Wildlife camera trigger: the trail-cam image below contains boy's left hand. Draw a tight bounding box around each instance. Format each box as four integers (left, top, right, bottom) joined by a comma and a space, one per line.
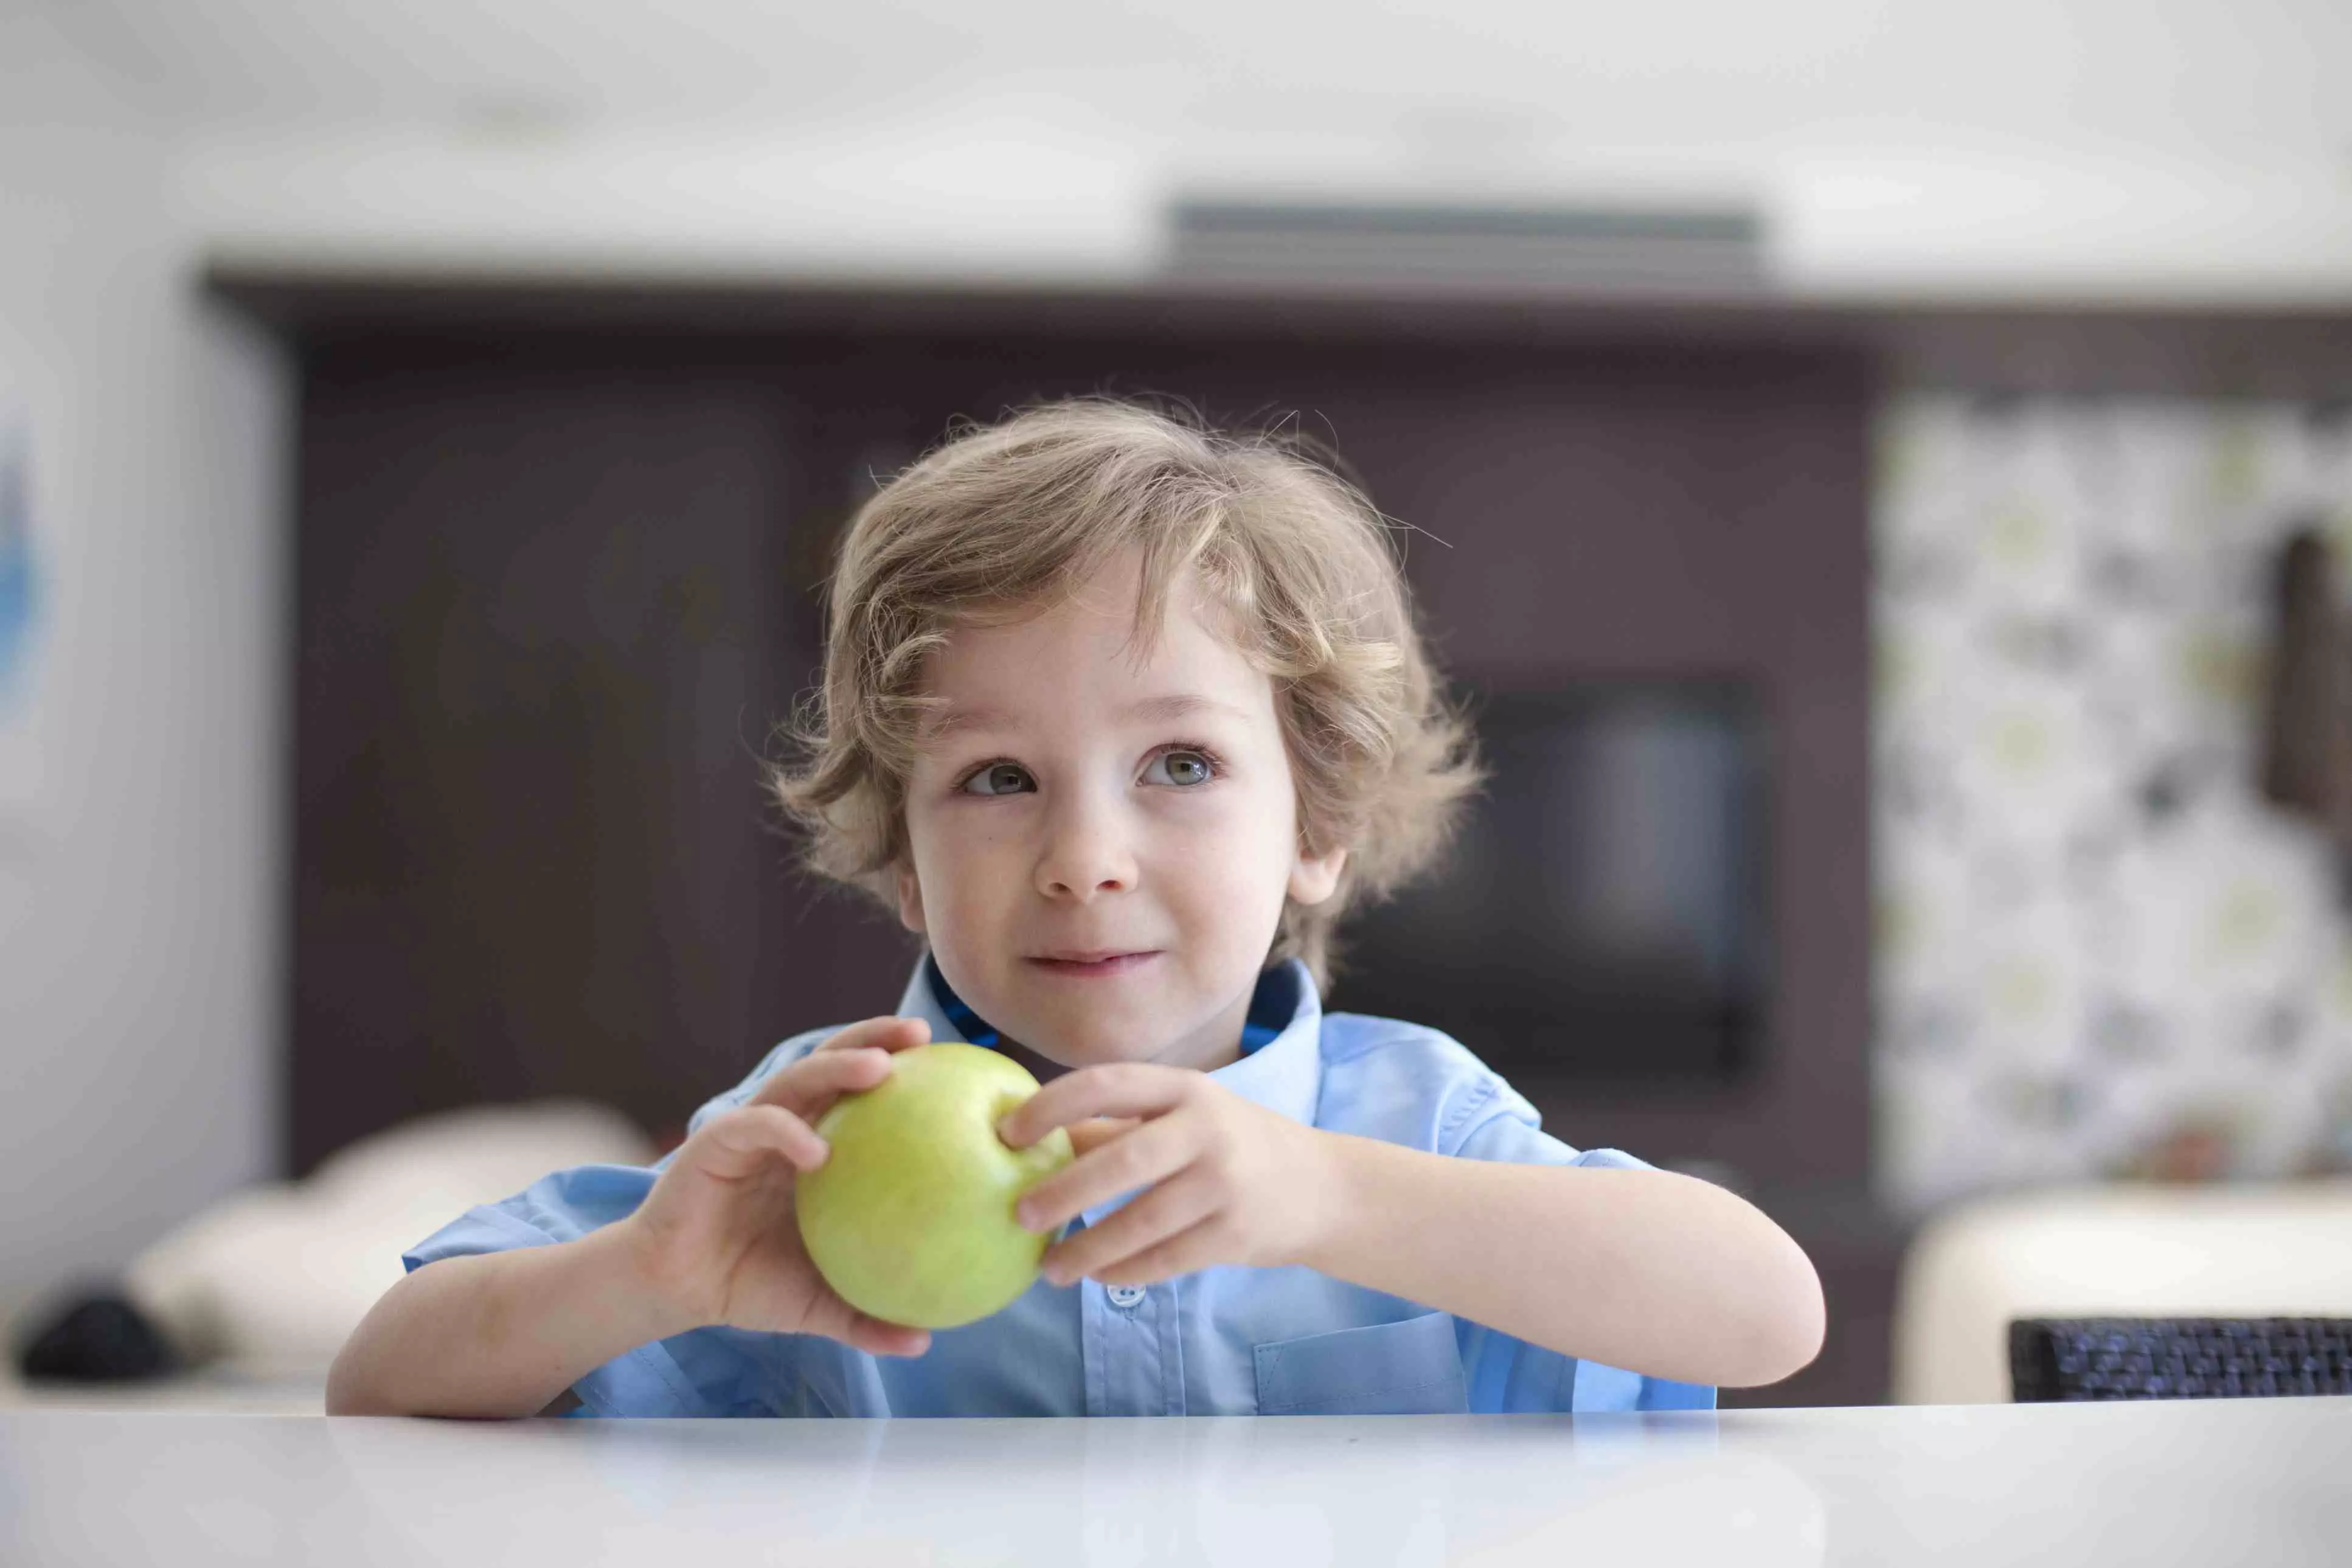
997, 1066, 1336, 1289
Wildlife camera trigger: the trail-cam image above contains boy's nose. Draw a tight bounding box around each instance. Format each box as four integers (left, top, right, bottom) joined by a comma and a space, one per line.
1034, 797, 1137, 902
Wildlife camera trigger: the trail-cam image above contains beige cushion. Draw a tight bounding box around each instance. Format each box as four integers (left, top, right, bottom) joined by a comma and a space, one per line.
122, 1101, 654, 1376
1893, 1180, 2352, 1404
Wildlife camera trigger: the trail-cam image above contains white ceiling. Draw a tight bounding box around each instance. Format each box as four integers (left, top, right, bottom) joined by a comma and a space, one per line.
23, 0, 2352, 296
33, 0, 2352, 167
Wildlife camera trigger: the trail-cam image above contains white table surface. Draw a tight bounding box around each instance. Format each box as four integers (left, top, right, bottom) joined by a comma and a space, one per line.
5, 1400, 2346, 1566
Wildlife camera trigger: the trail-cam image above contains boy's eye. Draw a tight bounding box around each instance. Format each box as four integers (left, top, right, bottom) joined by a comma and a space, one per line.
960, 761, 1035, 797
1142, 749, 1217, 788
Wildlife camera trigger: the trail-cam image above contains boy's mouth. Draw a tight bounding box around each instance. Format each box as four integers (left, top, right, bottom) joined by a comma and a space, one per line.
1024, 949, 1162, 978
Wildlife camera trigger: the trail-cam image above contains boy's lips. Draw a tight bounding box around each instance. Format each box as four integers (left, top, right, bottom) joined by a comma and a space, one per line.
1024, 949, 1162, 977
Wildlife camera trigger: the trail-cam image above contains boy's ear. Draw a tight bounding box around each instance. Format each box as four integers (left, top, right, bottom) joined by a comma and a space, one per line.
1288, 844, 1347, 908
894, 862, 928, 935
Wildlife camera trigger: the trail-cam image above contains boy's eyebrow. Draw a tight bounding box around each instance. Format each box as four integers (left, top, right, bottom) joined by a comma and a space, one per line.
926, 704, 1010, 740
1119, 693, 1251, 726
924, 692, 1247, 740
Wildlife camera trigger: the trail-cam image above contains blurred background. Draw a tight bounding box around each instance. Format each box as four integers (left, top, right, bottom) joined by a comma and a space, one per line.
6, 0, 2352, 1411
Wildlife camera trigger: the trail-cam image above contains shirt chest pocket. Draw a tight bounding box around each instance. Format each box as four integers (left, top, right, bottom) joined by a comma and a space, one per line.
1252, 1312, 1470, 1417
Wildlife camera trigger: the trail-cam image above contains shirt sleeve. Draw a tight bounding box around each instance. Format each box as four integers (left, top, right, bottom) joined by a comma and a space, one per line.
1440, 1074, 1717, 1415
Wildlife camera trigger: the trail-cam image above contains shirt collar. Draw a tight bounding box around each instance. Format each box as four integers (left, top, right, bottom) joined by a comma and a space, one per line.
1206, 959, 1323, 1128
893, 955, 1324, 1128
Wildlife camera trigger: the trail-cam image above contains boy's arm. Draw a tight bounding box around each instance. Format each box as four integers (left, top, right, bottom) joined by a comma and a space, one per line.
1301, 1136, 1824, 1389
1004, 1066, 1825, 1391
327, 1223, 687, 1418
330, 1018, 935, 1418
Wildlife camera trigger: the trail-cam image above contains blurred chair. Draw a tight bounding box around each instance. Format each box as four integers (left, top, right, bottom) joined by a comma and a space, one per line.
1893, 1181, 2352, 1404
123, 1098, 656, 1379
2, 1100, 656, 1415
2009, 1316, 2352, 1400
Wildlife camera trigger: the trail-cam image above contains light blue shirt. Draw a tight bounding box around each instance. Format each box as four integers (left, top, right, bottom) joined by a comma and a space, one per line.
404, 958, 1714, 1418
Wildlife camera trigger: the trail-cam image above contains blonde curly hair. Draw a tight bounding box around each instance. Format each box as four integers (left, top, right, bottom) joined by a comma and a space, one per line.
774, 398, 1479, 990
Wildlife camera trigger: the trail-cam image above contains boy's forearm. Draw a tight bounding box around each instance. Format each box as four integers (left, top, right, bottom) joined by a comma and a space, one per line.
327, 1223, 689, 1418
1298, 1135, 1825, 1389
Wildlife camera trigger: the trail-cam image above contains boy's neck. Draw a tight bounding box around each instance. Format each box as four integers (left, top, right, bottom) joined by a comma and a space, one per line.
994, 1032, 1244, 1083
996, 1038, 1070, 1085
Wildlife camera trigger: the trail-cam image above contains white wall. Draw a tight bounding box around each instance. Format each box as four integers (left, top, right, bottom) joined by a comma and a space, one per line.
0, 10, 290, 1319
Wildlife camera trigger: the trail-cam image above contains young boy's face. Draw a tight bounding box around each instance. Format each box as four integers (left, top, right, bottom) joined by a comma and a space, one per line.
894, 555, 1345, 1072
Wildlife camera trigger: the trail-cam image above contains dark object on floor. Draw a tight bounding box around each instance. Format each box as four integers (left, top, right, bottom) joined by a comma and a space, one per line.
2011, 1317, 2352, 1402
15, 1289, 180, 1382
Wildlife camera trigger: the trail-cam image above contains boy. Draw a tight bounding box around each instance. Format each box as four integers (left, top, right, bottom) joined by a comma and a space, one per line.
328, 401, 1823, 1418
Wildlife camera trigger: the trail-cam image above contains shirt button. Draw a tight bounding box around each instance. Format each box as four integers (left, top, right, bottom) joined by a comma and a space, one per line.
1106, 1285, 1146, 1310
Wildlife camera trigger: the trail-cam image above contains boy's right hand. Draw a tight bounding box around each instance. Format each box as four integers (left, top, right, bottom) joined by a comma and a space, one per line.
617, 1015, 935, 1358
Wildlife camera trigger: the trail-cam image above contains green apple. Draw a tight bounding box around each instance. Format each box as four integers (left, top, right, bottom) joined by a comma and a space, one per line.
797, 1041, 1075, 1330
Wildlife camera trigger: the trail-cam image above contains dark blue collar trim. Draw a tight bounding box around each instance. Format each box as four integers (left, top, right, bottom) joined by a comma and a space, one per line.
1240, 962, 1299, 1055
924, 955, 1000, 1048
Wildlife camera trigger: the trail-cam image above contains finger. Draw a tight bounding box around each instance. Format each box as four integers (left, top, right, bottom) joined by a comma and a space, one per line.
1040, 1167, 1220, 1287
814, 1015, 931, 1055
749, 1045, 895, 1115
842, 1313, 934, 1359
1016, 1114, 1197, 1235
797, 1280, 933, 1358
692, 1104, 828, 1179
1089, 1219, 1231, 1289
1066, 1117, 1142, 1158
998, 1063, 1191, 1150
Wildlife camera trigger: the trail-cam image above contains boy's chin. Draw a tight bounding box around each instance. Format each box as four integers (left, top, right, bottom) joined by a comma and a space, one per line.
956, 962, 1254, 1069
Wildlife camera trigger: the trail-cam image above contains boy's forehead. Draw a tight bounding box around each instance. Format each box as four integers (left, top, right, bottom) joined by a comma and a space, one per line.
920, 600, 1275, 741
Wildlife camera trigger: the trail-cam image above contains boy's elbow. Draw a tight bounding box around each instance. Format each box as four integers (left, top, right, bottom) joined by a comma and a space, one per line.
1722, 1238, 1826, 1389
326, 1344, 394, 1416
1760, 1273, 1828, 1388
327, 1306, 432, 1417
325, 1364, 368, 1417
